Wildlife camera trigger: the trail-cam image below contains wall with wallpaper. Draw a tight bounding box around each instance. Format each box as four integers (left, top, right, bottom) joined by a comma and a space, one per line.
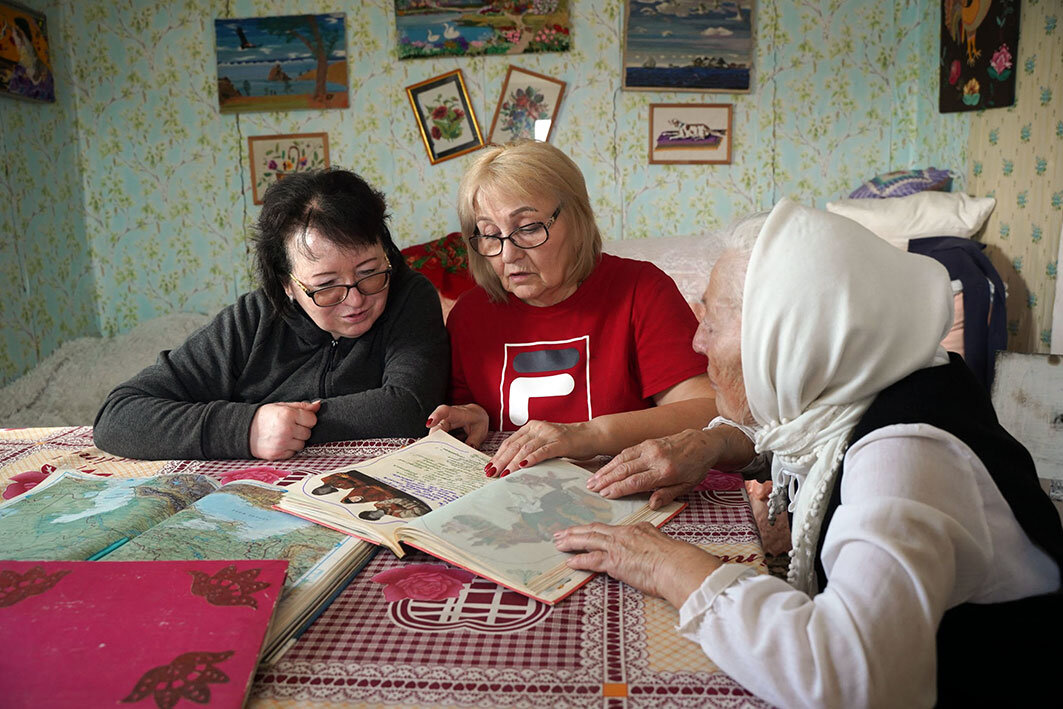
967, 0, 1061, 354
1, 0, 968, 385
0, 0, 96, 383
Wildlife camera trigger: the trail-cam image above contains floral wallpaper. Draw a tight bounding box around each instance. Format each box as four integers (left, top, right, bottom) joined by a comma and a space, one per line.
967, 0, 1061, 353
0, 0, 97, 385
1, 0, 967, 386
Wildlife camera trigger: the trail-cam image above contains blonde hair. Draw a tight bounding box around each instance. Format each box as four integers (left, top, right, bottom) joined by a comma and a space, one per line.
457, 141, 602, 302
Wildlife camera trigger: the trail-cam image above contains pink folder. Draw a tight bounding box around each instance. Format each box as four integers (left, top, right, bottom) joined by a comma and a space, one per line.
0, 558, 288, 709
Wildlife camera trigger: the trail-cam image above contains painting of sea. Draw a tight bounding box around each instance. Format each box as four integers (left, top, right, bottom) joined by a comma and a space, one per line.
214, 13, 348, 114
623, 0, 754, 92
395, 0, 571, 60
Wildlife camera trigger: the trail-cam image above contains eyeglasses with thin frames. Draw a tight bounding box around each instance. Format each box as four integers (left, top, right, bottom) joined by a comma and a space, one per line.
469, 204, 562, 257
290, 257, 392, 307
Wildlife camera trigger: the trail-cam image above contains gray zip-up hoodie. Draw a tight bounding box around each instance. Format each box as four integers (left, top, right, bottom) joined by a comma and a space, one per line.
93, 270, 448, 460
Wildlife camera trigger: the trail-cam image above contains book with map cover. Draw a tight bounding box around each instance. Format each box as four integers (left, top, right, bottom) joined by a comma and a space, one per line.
0, 473, 376, 665
0, 558, 288, 707
277, 429, 685, 604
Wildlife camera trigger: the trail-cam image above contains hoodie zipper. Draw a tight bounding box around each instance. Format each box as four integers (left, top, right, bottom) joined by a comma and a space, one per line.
320, 339, 337, 398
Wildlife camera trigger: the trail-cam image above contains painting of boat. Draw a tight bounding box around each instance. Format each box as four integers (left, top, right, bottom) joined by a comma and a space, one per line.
623, 0, 753, 92
214, 13, 348, 114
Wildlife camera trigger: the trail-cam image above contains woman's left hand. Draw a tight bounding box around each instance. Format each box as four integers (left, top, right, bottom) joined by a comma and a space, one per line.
486, 420, 594, 478
553, 522, 722, 608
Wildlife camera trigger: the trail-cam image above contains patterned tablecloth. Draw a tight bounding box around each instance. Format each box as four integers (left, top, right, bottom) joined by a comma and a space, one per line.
0, 427, 771, 708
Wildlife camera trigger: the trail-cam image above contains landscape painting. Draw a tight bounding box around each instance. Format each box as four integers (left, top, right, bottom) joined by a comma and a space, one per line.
395, 0, 571, 60
623, 0, 753, 92
214, 13, 348, 114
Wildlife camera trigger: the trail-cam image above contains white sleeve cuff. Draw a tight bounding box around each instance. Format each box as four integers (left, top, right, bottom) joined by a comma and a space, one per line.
676, 562, 757, 634
704, 416, 768, 476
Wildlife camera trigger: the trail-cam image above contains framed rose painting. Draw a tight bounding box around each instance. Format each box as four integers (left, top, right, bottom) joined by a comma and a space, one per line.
488, 65, 566, 144
248, 132, 330, 204
406, 69, 483, 165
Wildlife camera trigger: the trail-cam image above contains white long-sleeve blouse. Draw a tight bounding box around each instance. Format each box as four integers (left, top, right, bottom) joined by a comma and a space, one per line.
678, 423, 1060, 709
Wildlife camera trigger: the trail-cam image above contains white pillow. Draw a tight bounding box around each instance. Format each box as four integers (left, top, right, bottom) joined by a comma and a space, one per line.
825, 192, 996, 250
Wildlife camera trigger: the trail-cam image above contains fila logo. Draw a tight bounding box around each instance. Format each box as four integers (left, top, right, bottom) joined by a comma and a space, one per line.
501, 338, 591, 428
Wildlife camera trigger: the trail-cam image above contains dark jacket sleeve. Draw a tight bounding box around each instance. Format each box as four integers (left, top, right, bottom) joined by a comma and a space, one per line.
92, 297, 263, 460
309, 272, 449, 442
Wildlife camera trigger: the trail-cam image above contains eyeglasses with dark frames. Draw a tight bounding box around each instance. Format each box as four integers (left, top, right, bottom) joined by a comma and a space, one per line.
469, 204, 562, 257
290, 257, 392, 307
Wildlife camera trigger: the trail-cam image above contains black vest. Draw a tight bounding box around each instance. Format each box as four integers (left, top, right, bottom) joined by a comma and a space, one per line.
813, 354, 1063, 707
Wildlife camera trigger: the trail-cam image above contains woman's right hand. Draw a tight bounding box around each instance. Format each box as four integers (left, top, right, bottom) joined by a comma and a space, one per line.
586, 428, 728, 508
249, 401, 320, 460
426, 403, 489, 449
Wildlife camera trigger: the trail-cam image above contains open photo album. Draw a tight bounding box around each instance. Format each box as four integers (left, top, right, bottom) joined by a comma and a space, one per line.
277, 429, 685, 604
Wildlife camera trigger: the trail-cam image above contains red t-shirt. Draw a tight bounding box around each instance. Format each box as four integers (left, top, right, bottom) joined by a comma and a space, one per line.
447, 253, 707, 431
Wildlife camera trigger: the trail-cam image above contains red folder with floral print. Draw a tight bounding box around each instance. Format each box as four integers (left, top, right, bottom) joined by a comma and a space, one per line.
0, 559, 288, 709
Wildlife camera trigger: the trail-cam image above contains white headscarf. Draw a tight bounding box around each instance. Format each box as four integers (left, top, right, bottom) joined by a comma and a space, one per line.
742, 198, 954, 594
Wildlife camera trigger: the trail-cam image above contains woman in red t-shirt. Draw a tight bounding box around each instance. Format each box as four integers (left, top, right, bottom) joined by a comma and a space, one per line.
428, 141, 754, 482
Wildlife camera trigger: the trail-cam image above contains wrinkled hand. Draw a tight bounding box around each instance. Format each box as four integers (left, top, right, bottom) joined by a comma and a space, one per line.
587, 428, 727, 509
249, 401, 320, 460
486, 419, 594, 478
426, 403, 489, 449
553, 522, 722, 608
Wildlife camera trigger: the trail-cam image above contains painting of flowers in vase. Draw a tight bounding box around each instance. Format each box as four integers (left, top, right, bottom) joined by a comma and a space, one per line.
247, 133, 330, 204
394, 0, 571, 60
406, 69, 484, 165
939, 0, 1020, 112
488, 65, 566, 143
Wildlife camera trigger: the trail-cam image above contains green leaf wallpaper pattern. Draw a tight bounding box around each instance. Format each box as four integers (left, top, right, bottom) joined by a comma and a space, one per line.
969, 0, 1062, 353
1, 0, 968, 386
0, 0, 97, 385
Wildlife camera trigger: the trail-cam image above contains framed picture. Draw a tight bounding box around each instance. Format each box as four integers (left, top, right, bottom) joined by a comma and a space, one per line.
406, 69, 483, 165
622, 0, 753, 92
214, 13, 348, 114
487, 65, 566, 144
394, 0, 571, 60
648, 103, 732, 165
939, 0, 1020, 112
0, 1, 55, 102
247, 132, 330, 204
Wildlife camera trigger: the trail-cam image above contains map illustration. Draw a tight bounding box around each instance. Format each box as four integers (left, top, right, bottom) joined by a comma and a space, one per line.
106, 482, 351, 594
0, 472, 217, 561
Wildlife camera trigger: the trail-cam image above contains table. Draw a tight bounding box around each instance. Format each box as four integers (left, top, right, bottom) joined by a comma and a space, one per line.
0, 427, 771, 708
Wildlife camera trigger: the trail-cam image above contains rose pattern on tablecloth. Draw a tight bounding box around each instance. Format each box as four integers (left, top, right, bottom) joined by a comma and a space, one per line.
216, 466, 285, 485
372, 563, 474, 602
2, 467, 54, 499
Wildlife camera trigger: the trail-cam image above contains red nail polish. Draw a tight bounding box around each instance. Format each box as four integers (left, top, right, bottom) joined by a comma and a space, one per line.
426, 418, 434, 427
484, 463, 494, 473
500, 469, 510, 478
485, 469, 495, 478
518, 459, 528, 467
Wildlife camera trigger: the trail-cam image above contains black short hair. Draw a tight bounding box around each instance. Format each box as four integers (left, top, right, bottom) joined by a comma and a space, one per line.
252, 168, 407, 315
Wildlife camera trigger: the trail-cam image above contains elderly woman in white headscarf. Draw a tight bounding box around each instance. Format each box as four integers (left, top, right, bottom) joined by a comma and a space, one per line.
554, 199, 1063, 708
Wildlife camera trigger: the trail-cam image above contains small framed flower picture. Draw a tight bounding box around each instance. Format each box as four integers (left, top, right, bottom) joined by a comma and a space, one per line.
648, 103, 732, 165
406, 69, 483, 165
488, 65, 566, 144
247, 132, 330, 204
